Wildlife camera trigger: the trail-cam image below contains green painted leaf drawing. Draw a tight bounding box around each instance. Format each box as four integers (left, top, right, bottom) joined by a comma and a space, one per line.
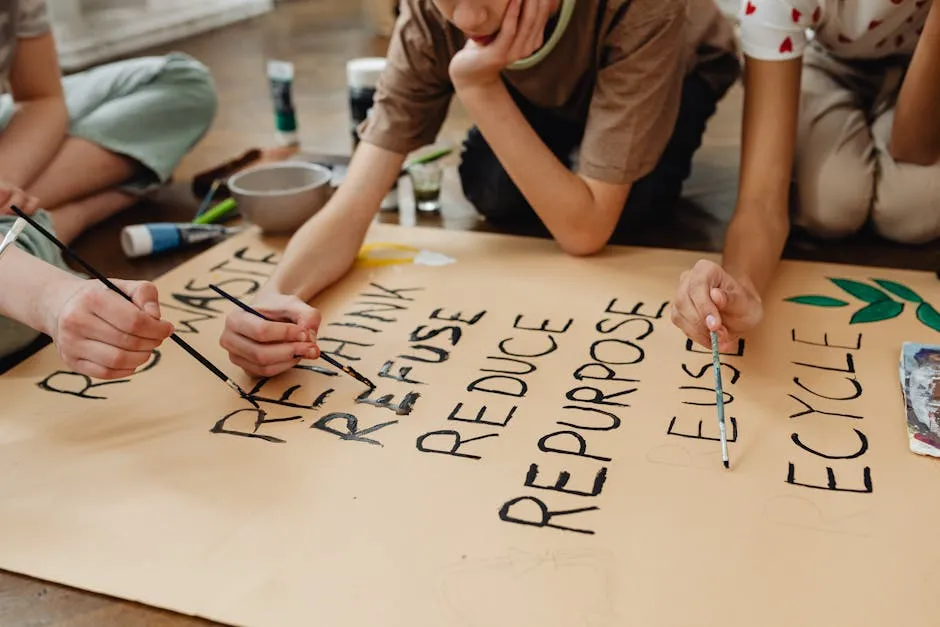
850, 299, 905, 324
829, 278, 891, 303
872, 279, 923, 303
785, 295, 850, 307
916, 302, 940, 333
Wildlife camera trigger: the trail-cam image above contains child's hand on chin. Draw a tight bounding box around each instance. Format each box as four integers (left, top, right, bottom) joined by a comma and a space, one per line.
449, 0, 554, 91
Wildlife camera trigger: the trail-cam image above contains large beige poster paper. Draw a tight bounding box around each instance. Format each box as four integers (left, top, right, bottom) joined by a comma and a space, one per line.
1, 223, 939, 626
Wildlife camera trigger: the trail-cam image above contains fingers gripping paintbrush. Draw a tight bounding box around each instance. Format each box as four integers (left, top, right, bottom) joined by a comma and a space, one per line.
8, 205, 263, 411
207, 283, 375, 389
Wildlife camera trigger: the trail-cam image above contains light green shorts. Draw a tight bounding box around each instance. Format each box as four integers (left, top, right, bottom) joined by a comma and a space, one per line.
0, 51, 217, 359
0, 51, 218, 194
0, 210, 74, 357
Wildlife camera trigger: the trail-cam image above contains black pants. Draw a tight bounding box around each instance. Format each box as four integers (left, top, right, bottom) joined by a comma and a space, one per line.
458, 72, 720, 230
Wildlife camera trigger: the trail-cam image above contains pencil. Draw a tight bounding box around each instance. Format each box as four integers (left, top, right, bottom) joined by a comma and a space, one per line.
710, 330, 730, 469
7, 205, 262, 411
208, 283, 376, 389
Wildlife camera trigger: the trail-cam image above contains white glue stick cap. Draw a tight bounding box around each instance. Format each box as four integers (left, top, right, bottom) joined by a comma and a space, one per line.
121, 224, 154, 258
346, 57, 387, 89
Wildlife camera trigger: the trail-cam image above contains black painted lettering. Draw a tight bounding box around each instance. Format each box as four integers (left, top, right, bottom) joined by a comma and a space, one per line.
557, 405, 622, 431
498, 496, 598, 535
328, 321, 382, 334
513, 315, 573, 334
793, 376, 863, 401
233, 247, 279, 266
682, 362, 741, 385
667, 416, 739, 442
448, 402, 516, 427
595, 317, 654, 338
355, 389, 420, 416
793, 353, 856, 374
680, 386, 734, 406
157, 302, 218, 334
791, 429, 869, 460
249, 384, 333, 411
209, 259, 272, 278
410, 324, 462, 346
378, 360, 425, 385
210, 408, 302, 444
686, 337, 745, 357
481, 356, 536, 376
398, 344, 449, 363
173, 278, 259, 313
318, 337, 373, 362
498, 335, 558, 358
786, 464, 873, 493
38, 372, 128, 400
245, 365, 335, 409
37, 350, 161, 399
573, 363, 638, 383
538, 431, 611, 462
791, 329, 863, 351
360, 283, 422, 301
789, 394, 863, 420
590, 339, 644, 365
605, 299, 668, 319
430, 308, 486, 325
416, 430, 499, 460
566, 386, 636, 408
344, 301, 408, 323
312, 412, 398, 447
467, 375, 527, 398
524, 463, 608, 498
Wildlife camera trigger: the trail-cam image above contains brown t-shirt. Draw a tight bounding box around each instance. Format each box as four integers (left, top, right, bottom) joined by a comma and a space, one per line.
359, 0, 739, 185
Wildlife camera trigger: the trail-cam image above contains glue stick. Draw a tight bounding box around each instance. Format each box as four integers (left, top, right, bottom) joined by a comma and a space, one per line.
267, 60, 299, 146
120, 223, 236, 259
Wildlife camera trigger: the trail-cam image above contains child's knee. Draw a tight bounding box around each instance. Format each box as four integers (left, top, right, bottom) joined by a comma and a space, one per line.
872, 163, 940, 244
795, 150, 873, 239
156, 53, 219, 131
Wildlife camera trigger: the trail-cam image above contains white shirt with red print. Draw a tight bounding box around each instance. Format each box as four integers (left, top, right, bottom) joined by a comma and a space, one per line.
739, 0, 933, 60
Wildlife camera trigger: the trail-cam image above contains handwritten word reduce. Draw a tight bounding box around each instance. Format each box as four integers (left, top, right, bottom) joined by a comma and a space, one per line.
415, 312, 564, 461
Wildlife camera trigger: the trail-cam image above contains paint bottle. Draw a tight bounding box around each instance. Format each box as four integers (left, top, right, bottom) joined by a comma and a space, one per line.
267, 60, 299, 146
346, 57, 398, 212
120, 223, 239, 259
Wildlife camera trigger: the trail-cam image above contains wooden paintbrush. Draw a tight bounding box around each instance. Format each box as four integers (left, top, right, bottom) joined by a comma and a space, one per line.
8, 205, 263, 412
208, 283, 376, 389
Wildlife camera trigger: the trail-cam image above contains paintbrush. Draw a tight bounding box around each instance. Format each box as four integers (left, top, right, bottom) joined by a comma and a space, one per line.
193, 178, 223, 220
710, 330, 730, 469
0, 217, 26, 260
208, 283, 376, 389
7, 205, 263, 412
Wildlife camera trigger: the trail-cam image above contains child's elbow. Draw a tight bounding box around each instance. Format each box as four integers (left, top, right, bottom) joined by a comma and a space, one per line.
556, 228, 610, 257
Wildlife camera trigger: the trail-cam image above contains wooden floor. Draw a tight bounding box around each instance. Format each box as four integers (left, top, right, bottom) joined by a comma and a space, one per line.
0, 1, 937, 625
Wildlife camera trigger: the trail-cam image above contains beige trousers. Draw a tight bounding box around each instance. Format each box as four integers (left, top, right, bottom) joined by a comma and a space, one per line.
793, 42, 940, 244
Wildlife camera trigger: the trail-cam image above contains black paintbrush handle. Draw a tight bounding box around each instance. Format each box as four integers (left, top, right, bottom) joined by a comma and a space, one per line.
8, 205, 247, 395
209, 283, 374, 388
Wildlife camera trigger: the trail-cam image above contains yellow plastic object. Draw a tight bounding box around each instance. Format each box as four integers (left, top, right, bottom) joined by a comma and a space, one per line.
356, 242, 422, 267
